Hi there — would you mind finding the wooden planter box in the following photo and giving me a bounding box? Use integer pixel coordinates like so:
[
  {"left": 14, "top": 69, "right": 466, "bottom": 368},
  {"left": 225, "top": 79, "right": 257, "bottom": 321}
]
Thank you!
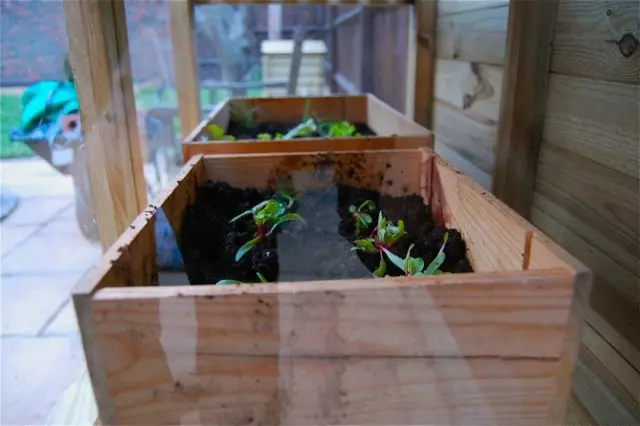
[
  {"left": 75, "top": 148, "right": 591, "bottom": 425},
  {"left": 182, "top": 94, "right": 430, "bottom": 158}
]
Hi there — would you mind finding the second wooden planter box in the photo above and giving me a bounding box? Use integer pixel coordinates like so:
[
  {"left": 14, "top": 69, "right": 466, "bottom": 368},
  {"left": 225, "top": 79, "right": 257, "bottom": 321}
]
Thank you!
[
  {"left": 182, "top": 94, "right": 430, "bottom": 158},
  {"left": 74, "top": 148, "right": 591, "bottom": 425}
]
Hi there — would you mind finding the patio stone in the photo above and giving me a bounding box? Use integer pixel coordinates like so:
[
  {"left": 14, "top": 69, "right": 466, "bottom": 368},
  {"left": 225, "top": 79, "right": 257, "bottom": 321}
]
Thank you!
[
  {"left": 1, "top": 196, "right": 72, "bottom": 227},
  {"left": 1, "top": 273, "right": 82, "bottom": 336},
  {"left": 0, "top": 335, "right": 84, "bottom": 425},
  {"left": 0, "top": 225, "right": 38, "bottom": 256},
  {"left": 43, "top": 300, "right": 79, "bottom": 335},
  {"left": 1, "top": 232, "right": 100, "bottom": 275}
]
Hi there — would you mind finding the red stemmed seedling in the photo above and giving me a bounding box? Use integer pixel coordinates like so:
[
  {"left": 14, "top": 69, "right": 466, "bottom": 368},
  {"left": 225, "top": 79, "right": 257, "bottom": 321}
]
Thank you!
[
  {"left": 229, "top": 194, "right": 304, "bottom": 262},
  {"left": 352, "top": 211, "right": 406, "bottom": 277},
  {"left": 383, "top": 232, "right": 450, "bottom": 276},
  {"left": 348, "top": 199, "right": 375, "bottom": 236}
]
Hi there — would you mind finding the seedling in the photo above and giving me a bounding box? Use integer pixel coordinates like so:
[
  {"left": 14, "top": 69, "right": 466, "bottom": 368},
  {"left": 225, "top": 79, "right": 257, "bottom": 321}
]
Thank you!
[
  {"left": 230, "top": 194, "right": 304, "bottom": 261},
  {"left": 217, "top": 272, "right": 269, "bottom": 286},
  {"left": 349, "top": 199, "right": 375, "bottom": 236},
  {"left": 383, "top": 233, "right": 449, "bottom": 276},
  {"left": 353, "top": 212, "right": 406, "bottom": 275},
  {"left": 257, "top": 133, "right": 272, "bottom": 140},
  {"left": 206, "top": 124, "right": 236, "bottom": 141},
  {"left": 326, "top": 121, "right": 360, "bottom": 137}
]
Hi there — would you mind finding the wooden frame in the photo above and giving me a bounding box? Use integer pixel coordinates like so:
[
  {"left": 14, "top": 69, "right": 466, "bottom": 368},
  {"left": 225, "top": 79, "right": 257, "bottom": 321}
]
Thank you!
[
  {"left": 182, "top": 94, "right": 431, "bottom": 158},
  {"left": 74, "top": 147, "right": 591, "bottom": 425}
]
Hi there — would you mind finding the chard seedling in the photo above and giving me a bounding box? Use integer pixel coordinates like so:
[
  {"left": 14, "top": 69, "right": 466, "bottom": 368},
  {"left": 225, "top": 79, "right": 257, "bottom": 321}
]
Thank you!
[
  {"left": 319, "top": 121, "right": 360, "bottom": 137},
  {"left": 383, "top": 233, "right": 449, "bottom": 276},
  {"left": 217, "top": 272, "right": 269, "bottom": 286},
  {"left": 206, "top": 124, "right": 236, "bottom": 141},
  {"left": 230, "top": 194, "right": 304, "bottom": 261},
  {"left": 349, "top": 199, "right": 375, "bottom": 236},
  {"left": 257, "top": 133, "right": 272, "bottom": 140},
  {"left": 353, "top": 212, "right": 406, "bottom": 276}
]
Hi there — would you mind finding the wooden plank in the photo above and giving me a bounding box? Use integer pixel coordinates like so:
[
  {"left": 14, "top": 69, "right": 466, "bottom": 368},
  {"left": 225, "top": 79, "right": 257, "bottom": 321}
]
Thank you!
[
  {"left": 436, "top": 5, "right": 509, "bottom": 66},
  {"left": 183, "top": 136, "right": 432, "bottom": 158},
  {"left": 492, "top": 0, "right": 558, "bottom": 219},
  {"left": 564, "top": 392, "right": 596, "bottom": 425},
  {"left": 543, "top": 74, "right": 640, "bottom": 180},
  {"left": 194, "top": 0, "right": 412, "bottom": 3},
  {"left": 62, "top": 0, "right": 147, "bottom": 250},
  {"left": 586, "top": 308, "right": 640, "bottom": 376},
  {"left": 433, "top": 157, "right": 581, "bottom": 273},
  {"left": 200, "top": 149, "right": 425, "bottom": 198},
  {"left": 413, "top": 0, "right": 438, "bottom": 128},
  {"left": 433, "top": 100, "right": 495, "bottom": 175},
  {"left": 434, "top": 140, "right": 492, "bottom": 190},
  {"left": 435, "top": 59, "right": 503, "bottom": 123},
  {"left": 366, "top": 94, "right": 432, "bottom": 136},
  {"left": 92, "top": 270, "right": 578, "bottom": 425},
  {"left": 582, "top": 323, "right": 640, "bottom": 411},
  {"left": 438, "top": 0, "right": 509, "bottom": 16},
  {"left": 551, "top": 0, "right": 640, "bottom": 85},
  {"left": 534, "top": 143, "right": 639, "bottom": 276},
  {"left": 170, "top": 0, "right": 202, "bottom": 138}
]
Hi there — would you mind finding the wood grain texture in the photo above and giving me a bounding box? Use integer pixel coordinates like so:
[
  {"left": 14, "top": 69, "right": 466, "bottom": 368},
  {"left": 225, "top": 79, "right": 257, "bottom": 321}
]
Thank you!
[
  {"left": 413, "top": 0, "right": 438, "bottom": 128},
  {"left": 543, "top": 74, "right": 640, "bottom": 179},
  {"left": 534, "top": 143, "right": 639, "bottom": 277},
  {"left": 366, "top": 94, "right": 432, "bottom": 136},
  {"left": 201, "top": 150, "right": 425, "bottom": 198},
  {"left": 433, "top": 100, "right": 495, "bottom": 175},
  {"left": 492, "top": 0, "right": 558, "bottom": 219},
  {"left": 435, "top": 59, "right": 503, "bottom": 123},
  {"left": 183, "top": 136, "right": 433, "bottom": 158},
  {"left": 91, "top": 270, "right": 578, "bottom": 425},
  {"left": 551, "top": 0, "right": 640, "bottom": 85},
  {"left": 564, "top": 393, "right": 596, "bottom": 425},
  {"left": 436, "top": 4, "right": 509, "bottom": 66},
  {"left": 433, "top": 157, "right": 582, "bottom": 273},
  {"left": 62, "top": 0, "right": 147, "bottom": 250},
  {"left": 170, "top": 0, "right": 202, "bottom": 138},
  {"left": 438, "top": 0, "right": 509, "bottom": 16},
  {"left": 434, "top": 140, "right": 492, "bottom": 190}
]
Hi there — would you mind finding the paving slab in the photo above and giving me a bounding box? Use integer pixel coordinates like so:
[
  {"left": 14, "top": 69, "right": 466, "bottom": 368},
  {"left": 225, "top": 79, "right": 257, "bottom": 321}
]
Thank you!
[
  {"left": 0, "top": 225, "right": 39, "bottom": 256},
  {"left": 43, "top": 300, "right": 79, "bottom": 335},
  {"left": 1, "top": 273, "right": 82, "bottom": 336},
  {"left": 0, "top": 335, "right": 84, "bottom": 425},
  {"left": 1, "top": 197, "right": 72, "bottom": 227}
]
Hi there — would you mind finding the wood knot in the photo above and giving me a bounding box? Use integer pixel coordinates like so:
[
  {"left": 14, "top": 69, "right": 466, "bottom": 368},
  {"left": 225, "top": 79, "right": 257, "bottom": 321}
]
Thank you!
[{"left": 617, "top": 33, "right": 639, "bottom": 58}]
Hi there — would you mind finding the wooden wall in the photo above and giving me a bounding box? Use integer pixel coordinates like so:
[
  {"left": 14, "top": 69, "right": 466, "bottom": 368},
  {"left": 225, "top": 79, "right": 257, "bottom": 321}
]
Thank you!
[
  {"left": 531, "top": 0, "right": 640, "bottom": 423},
  {"left": 432, "top": 0, "right": 509, "bottom": 189}
]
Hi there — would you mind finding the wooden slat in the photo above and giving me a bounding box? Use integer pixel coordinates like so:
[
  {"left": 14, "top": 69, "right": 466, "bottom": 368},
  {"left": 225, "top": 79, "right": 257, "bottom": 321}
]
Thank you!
[
  {"left": 92, "top": 270, "right": 578, "bottom": 425},
  {"left": 438, "top": 0, "right": 509, "bottom": 16},
  {"left": 551, "top": 0, "right": 640, "bottom": 85},
  {"left": 194, "top": 0, "right": 412, "bottom": 3},
  {"left": 201, "top": 149, "right": 424, "bottom": 198},
  {"left": 434, "top": 140, "right": 491, "bottom": 190},
  {"left": 366, "top": 94, "right": 432, "bottom": 136},
  {"left": 564, "top": 392, "right": 596, "bottom": 425},
  {"left": 543, "top": 74, "right": 640, "bottom": 179},
  {"left": 433, "top": 100, "right": 495, "bottom": 175},
  {"left": 435, "top": 59, "right": 503, "bottom": 123},
  {"left": 183, "top": 136, "right": 432, "bottom": 158},
  {"left": 492, "top": 0, "right": 558, "bottom": 219},
  {"left": 170, "top": 0, "right": 202, "bottom": 138},
  {"left": 413, "top": 0, "right": 438, "bottom": 128},
  {"left": 436, "top": 4, "right": 509, "bottom": 66},
  {"left": 433, "top": 157, "right": 580, "bottom": 273},
  {"left": 534, "top": 143, "right": 639, "bottom": 276},
  {"left": 62, "top": 0, "right": 147, "bottom": 250}
]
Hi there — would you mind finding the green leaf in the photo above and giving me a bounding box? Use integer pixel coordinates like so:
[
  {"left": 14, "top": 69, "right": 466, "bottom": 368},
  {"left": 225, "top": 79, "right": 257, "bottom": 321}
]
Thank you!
[
  {"left": 377, "top": 211, "right": 387, "bottom": 229},
  {"left": 361, "top": 214, "right": 372, "bottom": 225},
  {"left": 217, "top": 279, "right": 244, "bottom": 285},
  {"left": 235, "top": 236, "right": 261, "bottom": 262},
  {"left": 355, "top": 218, "right": 362, "bottom": 236},
  {"left": 256, "top": 272, "right": 268, "bottom": 283},
  {"left": 267, "top": 213, "right": 305, "bottom": 235},
  {"left": 359, "top": 199, "right": 375, "bottom": 212},
  {"left": 229, "top": 208, "right": 253, "bottom": 224},
  {"left": 349, "top": 205, "right": 357, "bottom": 214},
  {"left": 353, "top": 238, "right": 377, "bottom": 253},
  {"left": 381, "top": 247, "right": 405, "bottom": 271},
  {"left": 373, "top": 253, "right": 386, "bottom": 278},
  {"left": 423, "top": 232, "right": 449, "bottom": 275},
  {"left": 257, "top": 133, "right": 272, "bottom": 140},
  {"left": 275, "top": 132, "right": 284, "bottom": 139},
  {"left": 222, "top": 135, "right": 236, "bottom": 141},
  {"left": 302, "top": 98, "right": 312, "bottom": 121},
  {"left": 206, "top": 124, "right": 225, "bottom": 140}
]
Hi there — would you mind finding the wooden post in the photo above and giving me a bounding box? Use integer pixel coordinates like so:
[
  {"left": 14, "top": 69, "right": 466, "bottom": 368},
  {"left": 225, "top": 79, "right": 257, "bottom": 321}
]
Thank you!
[
  {"left": 492, "top": 0, "right": 559, "bottom": 218},
  {"left": 412, "top": 0, "right": 437, "bottom": 129},
  {"left": 360, "top": 8, "right": 375, "bottom": 93},
  {"left": 63, "top": 0, "right": 147, "bottom": 251},
  {"left": 170, "top": 0, "right": 202, "bottom": 138},
  {"left": 404, "top": 5, "right": 416, "bottom": 118}
]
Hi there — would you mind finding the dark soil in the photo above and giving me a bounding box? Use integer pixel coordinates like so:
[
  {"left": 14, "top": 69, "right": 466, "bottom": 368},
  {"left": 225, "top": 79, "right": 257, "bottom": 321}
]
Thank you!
[
  {"left": 179, "top": 181, "right": 472, "bottom": 285},
  {"left": 225, "top": 121, "right": 375, "bottom": 140}
]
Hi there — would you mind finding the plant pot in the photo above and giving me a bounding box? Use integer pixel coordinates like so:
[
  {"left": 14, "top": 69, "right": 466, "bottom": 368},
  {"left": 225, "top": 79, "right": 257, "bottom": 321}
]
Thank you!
[
  {"left": 74, "top": 148, "right": 591, "bottom": 425},
  {"left": 181, "top": 94, "right": 430, "bottom": 158}
]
